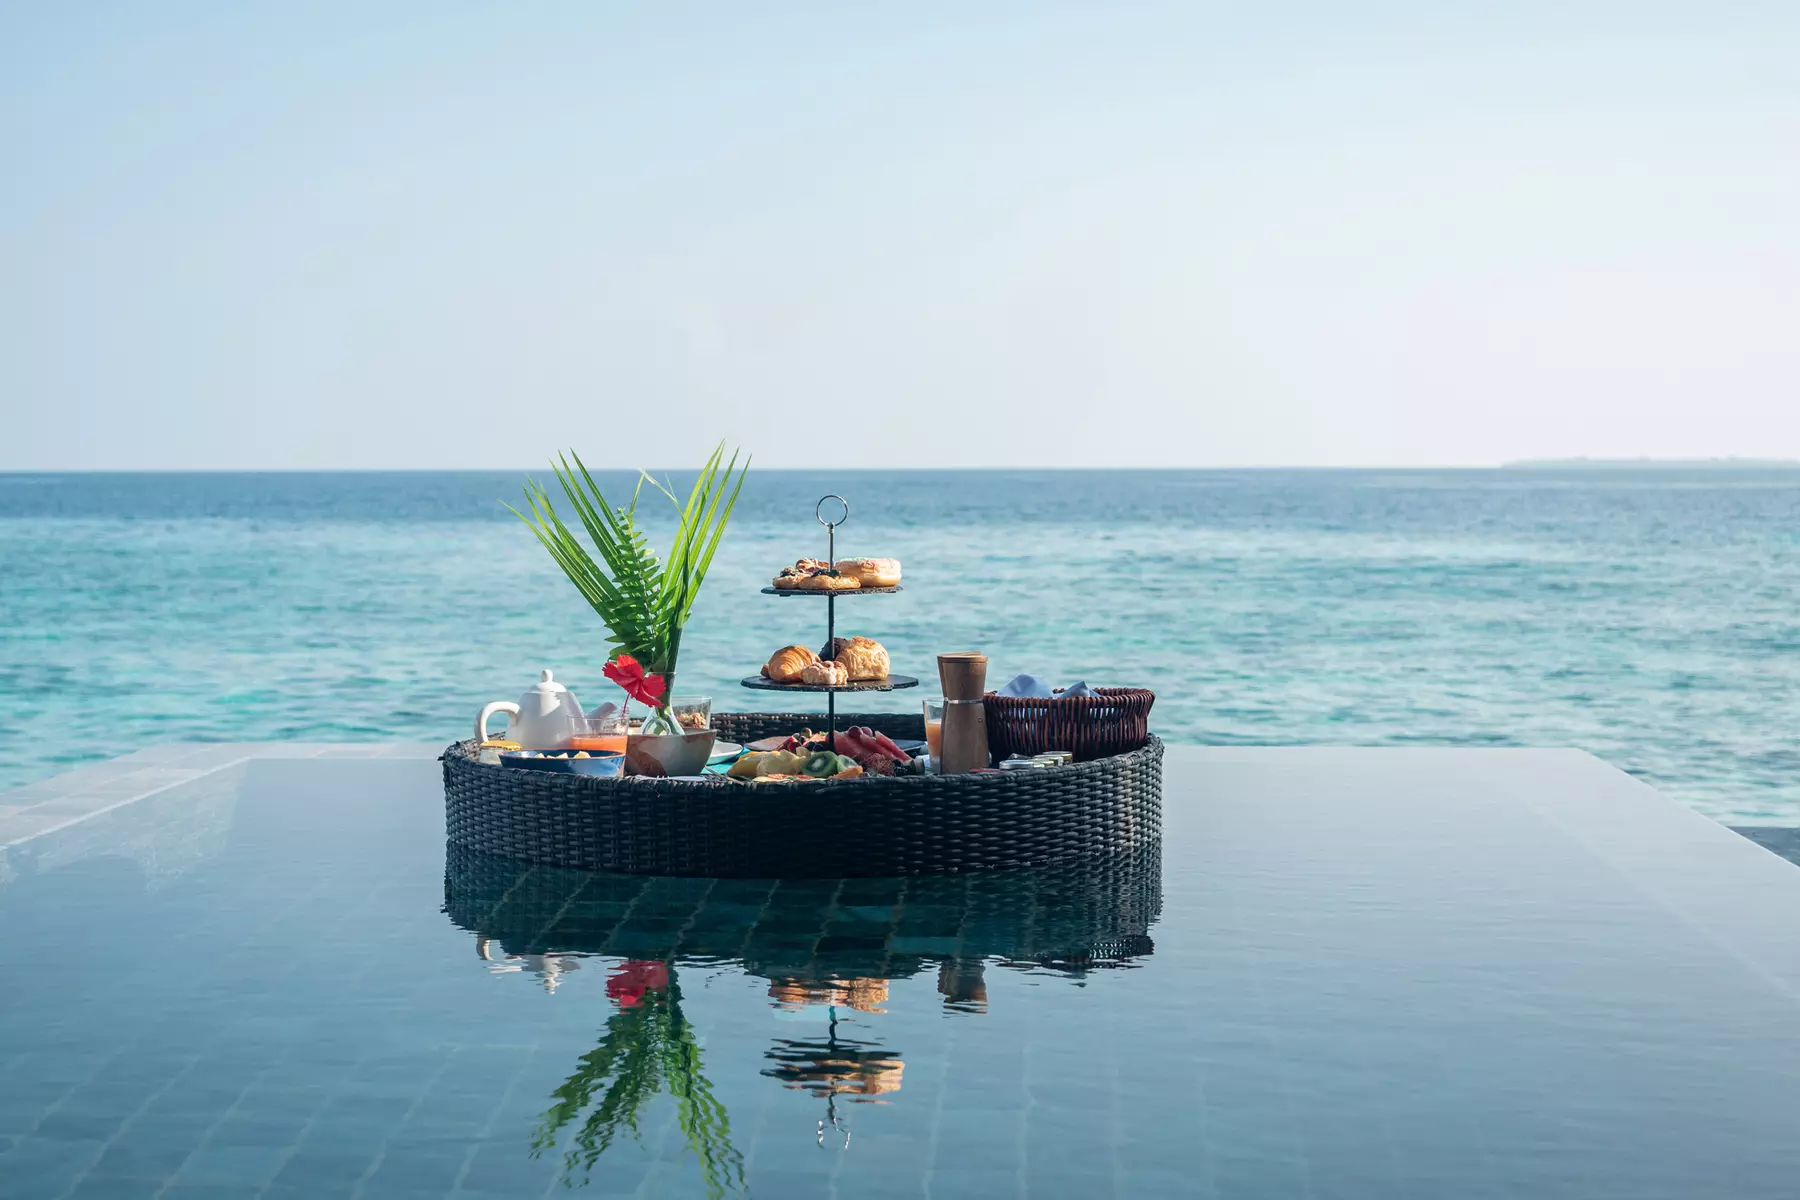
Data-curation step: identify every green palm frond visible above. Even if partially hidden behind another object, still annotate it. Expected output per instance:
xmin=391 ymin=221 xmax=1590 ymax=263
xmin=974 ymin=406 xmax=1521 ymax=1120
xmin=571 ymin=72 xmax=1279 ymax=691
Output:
xmin=510 ymin=442 xmax=750 ymax=691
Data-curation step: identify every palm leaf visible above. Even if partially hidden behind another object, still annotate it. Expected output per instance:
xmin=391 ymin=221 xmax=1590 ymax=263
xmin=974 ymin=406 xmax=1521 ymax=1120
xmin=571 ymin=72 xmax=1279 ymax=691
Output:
xmin=512 ymin=442 xmax=750 ymax=689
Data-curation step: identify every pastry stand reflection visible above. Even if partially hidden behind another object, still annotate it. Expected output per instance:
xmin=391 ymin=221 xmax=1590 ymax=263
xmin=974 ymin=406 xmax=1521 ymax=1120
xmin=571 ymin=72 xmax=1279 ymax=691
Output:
xmin=742 ymin=494 xmax=918 ymax=751
xmin=763 ymin=984 xmax=903 ymax=1150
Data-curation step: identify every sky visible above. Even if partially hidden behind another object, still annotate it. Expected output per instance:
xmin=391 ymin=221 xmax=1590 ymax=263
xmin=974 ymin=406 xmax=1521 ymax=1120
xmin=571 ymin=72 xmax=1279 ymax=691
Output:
xmin=1 ymin=1 xmax=1796 ymax=470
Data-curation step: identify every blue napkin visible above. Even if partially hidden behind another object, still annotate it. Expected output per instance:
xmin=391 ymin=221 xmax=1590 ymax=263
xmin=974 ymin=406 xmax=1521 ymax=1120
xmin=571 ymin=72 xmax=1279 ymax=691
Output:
xmin=998 ymin=674 xmax=1098 ymax=699
xmin=998 ymin=674 xmax=1053 ymax=698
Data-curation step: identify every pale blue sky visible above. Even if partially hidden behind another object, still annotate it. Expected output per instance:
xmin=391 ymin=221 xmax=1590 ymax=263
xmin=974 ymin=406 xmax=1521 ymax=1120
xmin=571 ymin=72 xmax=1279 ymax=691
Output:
xmin=2 ymin=2 xmax=1796 ymax=468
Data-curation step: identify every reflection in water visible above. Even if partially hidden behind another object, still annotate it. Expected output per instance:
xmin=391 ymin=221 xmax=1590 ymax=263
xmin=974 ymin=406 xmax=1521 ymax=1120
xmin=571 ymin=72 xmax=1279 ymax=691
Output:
xmin=476 ymin=937 xmax=585 ymax=992
xmin=765 ymin=1006 xmax=905 ymax=1150
xmin=529 ymin=960 xmax=744 ymax=1198
xmin=444 ymin=845 xmax=1161 ymax=1191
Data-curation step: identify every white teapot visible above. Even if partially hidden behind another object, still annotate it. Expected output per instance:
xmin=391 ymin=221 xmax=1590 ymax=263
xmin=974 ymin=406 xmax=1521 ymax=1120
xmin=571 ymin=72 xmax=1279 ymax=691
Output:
xmin=476 ymin=670 xmax=584 ymax=749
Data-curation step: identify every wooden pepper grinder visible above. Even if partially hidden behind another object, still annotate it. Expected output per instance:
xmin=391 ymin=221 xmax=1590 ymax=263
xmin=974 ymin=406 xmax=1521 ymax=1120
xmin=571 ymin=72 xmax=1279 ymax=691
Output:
xmin=936 ymin=651 xmax=989 ymax=775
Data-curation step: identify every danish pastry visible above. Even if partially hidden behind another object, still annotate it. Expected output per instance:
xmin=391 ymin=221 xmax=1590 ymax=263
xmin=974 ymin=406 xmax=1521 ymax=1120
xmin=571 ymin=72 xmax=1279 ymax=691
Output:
xmin=834 ymin=558 xmax=902 ymax=588
xmin=827 ymin=635 xmax=889 ymax=681
xmin=796 ymin=571 xmax=861 ymax=591
xmin=800 ymin=659 xmax=849 ymax=686
xmin=773 ymin=557 xmax=860 ymax=590
xmin=761 ymin=644 xmax=819 ymax=683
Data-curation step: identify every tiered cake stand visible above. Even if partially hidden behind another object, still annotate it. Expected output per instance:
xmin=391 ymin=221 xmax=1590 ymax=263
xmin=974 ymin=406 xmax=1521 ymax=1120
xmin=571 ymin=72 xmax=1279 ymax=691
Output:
xmin=739 ymin=495 xmax=917 ymax=750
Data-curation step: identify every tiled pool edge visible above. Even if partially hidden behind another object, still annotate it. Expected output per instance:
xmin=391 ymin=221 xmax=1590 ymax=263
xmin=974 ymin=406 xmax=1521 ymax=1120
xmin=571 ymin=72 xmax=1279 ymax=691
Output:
xmin=5 ymin=742 xmax=1800 ymax=869
xmin=0 ymin=743 xmax=444 ymax=849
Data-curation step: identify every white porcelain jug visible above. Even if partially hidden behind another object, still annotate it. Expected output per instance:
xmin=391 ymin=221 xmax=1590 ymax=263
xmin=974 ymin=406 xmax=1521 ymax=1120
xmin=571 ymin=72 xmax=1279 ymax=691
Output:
xmin=476 ymin=670 xmax=584 ymax=749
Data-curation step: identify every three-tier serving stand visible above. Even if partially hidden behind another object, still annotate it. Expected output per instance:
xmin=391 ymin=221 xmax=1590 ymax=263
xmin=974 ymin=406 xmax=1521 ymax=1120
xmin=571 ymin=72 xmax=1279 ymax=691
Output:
xmin=738 ymin=495 xmax=918 ymax=750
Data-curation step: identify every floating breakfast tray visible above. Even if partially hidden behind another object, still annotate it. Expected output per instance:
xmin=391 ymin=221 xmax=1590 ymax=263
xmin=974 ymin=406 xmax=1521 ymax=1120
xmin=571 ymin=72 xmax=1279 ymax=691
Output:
xmin=441 ymin=710 xmax=1163 ymax=878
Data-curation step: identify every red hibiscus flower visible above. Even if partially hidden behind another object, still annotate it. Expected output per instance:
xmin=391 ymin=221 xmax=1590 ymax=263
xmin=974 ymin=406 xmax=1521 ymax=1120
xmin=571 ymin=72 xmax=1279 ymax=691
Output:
xmin=606 ymin=959 xmax=671 ymax=1008
xmin=604 ymin=654 xmax=666 ymax=707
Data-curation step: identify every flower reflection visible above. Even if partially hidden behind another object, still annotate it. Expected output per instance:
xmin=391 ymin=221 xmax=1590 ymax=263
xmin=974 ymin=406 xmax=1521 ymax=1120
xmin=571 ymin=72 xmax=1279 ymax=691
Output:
xmin=605 ymin=959 xmax=670 ymax=1007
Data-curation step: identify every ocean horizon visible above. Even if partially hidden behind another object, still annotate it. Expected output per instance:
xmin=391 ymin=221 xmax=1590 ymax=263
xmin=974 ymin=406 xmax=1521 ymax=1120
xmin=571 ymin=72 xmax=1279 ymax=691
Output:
xmin=4 ymin=466 xmax=1797 ymax=822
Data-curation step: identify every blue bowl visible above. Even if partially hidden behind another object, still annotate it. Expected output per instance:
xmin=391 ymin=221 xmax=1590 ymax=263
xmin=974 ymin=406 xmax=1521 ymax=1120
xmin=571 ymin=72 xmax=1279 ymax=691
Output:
xmin=499 ymin=749 xmax=625 ymax=778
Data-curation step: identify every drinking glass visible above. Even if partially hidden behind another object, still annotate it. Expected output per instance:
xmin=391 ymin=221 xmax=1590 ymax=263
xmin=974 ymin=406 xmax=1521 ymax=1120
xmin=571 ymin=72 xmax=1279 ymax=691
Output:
xmin=570 ymin=713 xmax=630 ymax=755
xmin=922 ymin=698 xmax=945 ymax=759
xmin=672 ymin=697 xmax=712 ymax=732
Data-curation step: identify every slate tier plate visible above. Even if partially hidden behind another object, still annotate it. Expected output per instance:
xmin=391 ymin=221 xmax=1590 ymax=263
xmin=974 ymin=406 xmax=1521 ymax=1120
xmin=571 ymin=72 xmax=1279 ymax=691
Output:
xmin=739 ymin=673 xmax=920 ymax=693
xmin=761 ymin=586 xmax=902 ymax=596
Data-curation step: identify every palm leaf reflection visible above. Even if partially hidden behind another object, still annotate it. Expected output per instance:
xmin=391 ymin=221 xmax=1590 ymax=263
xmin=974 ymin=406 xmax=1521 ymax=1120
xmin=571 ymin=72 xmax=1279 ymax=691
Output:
xmin=533 ymin=962 xmax=744 ymax=1197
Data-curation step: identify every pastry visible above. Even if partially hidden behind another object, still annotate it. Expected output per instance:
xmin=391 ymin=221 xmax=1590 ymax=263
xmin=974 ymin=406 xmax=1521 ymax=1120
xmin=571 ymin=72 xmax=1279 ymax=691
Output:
xmin=826 ymin=635 xmax=889 ymax=681
xmin=835 ymin=557 xmax=902 ymax=588
xmin=761 ymin=644 xmax=818 ymax=683
xmin=795 ymin=571 xmax=860 ymax=591
xmin=772 ymin=558 xmax=838 ymax=589
xmin=801 ymin=659 xmax=848 ymax=686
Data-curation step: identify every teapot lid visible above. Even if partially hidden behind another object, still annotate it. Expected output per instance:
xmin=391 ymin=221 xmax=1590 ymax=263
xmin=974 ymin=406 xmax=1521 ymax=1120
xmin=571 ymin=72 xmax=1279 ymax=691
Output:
xmin=526 ymin=669 xmax=567 ymax=697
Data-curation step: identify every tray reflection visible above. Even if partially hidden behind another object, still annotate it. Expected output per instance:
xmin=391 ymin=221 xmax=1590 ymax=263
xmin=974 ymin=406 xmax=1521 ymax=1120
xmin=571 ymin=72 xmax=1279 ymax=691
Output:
xmin=442 ymin=845 xmax=1161 ymax=1189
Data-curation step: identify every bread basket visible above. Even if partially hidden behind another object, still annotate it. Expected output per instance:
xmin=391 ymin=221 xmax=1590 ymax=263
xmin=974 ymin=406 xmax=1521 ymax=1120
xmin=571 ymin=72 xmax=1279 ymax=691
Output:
xmin=982 ymin=687 xmax=1156 ymax=763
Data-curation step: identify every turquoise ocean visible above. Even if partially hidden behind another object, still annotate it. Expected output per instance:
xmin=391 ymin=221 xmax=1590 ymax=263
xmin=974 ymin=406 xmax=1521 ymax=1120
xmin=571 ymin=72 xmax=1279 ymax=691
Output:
xmin=3 ymin=468 xmax=1797 ymax=823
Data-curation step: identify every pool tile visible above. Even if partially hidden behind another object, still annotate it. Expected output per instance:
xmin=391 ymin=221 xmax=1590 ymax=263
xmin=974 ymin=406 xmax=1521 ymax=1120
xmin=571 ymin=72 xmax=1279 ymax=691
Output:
xmin=67 ymin=1176 xmax=178 ymax=1199
xmin=268 ymin=1149 xmax=376 ymax=1189
xmin=364 ymin=1149 xmax=468 ymax=1190
xmin=94 ymin=1138 xmax=196 ymax=1177
xmin=33 ymin=1111 xmax=128 ymax=1142
xmin=0 ymin=1135 xmax=108 ymax=1195
xmin=205 ymin=1115 xmax=309 ymax=1147
xmin=174 ymin=1141 xmax=291 ymax=1184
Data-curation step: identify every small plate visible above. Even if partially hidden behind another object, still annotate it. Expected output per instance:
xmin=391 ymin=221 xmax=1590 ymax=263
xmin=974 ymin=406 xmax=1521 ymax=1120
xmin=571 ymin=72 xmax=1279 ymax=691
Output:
xmin=708 ymin=741 xmax=744 ymax=764
xmin=500 ymin=749 xmax=625 ymax=777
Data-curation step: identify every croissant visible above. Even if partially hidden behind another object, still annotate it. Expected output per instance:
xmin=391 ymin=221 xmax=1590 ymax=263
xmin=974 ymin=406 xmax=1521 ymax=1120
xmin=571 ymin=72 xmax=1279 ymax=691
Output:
xmin=828 ymin=636 xmax=889 ymax=682
xmin=762 ymin=644 xmax=819 ymax=683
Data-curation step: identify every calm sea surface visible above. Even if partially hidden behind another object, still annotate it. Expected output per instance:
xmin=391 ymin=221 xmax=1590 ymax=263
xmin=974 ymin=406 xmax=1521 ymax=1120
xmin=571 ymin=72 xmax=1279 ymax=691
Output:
xmin=3 ymin=468 xmax=1797 ymax=822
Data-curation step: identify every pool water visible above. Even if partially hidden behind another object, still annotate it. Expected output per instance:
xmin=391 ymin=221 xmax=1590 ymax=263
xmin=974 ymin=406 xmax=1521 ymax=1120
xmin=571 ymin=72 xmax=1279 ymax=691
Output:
xmin=6 ymin=751 xmax=1800 ymax=1198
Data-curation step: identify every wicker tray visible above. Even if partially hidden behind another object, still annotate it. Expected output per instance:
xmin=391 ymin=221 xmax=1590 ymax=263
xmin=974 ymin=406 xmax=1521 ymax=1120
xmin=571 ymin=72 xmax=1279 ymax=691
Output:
xmin=442 ymin=710 xmax=1162 ymax=877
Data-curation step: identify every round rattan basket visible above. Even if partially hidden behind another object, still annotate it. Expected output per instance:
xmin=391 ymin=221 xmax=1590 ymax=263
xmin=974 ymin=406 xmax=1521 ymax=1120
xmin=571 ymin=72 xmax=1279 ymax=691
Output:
xmin=442 ymin=710 xmax=1162 ymax=877
xmin=983 ymin=687 xmax=1156 ymax=762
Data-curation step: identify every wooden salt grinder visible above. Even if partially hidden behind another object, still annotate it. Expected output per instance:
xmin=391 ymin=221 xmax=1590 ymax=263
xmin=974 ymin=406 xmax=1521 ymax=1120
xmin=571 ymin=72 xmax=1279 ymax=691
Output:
xmin=937 ymin=652 xmax=989 ymax=775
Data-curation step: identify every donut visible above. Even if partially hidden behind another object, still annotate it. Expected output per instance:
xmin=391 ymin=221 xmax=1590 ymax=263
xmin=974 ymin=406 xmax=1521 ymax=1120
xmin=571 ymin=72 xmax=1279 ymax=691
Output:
xmin=834 ymin=558 xmax=902 ymax=588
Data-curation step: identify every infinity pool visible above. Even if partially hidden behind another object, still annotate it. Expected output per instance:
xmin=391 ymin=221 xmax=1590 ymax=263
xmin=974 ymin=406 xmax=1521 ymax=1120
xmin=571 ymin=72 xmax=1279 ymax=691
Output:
xmin=4 ymin=747 xmax=1800 ymax=1197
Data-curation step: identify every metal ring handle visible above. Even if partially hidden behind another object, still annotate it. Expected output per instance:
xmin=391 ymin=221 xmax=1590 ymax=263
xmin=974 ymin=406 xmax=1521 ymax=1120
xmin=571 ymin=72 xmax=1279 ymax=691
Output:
xmin=815 ymin=494 xmax=849 ymax=529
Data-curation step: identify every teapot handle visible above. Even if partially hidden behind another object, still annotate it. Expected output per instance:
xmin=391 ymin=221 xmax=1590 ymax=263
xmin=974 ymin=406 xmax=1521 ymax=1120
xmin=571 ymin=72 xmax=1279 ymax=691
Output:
xmin=477 ymin=702 xmax=521 ymax=743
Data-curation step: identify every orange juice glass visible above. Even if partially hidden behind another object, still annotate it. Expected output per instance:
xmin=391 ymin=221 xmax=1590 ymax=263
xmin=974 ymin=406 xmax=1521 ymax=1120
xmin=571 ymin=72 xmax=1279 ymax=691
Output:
xmin=570 ymin=715 xmax=629 ymax=755
xmin=922 ymin=699 xmax=945 ymax=757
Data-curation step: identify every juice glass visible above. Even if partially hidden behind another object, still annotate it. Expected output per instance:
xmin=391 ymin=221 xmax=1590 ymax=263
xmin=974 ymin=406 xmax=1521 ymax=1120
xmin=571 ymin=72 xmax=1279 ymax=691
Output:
xmin=922 ymin=698 xmax=945 ymax=758
xmin=570 ymin=714 xmax=629 ymax=755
